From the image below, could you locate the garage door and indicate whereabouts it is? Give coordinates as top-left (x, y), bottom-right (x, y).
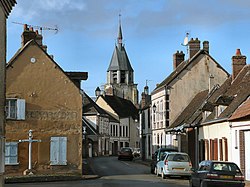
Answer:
top-left (245, 131), bottom-right (250, 180)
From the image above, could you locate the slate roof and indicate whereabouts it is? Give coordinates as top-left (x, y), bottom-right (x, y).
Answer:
top-left (107, 45), bottom-right (133, 72)
top-left (152, 50), bottom-right (229, 93)
top-left (229, 97), bottom-right (250, 121)
top-left (82, 92), bottom-right (119, 123)
top-left (100, 95), bottom-right (138, 119)
top-left (0, 0), bottom-right (16, 17)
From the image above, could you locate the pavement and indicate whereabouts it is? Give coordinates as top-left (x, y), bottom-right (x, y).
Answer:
top-left (4, 157), bottom-right (250, 186)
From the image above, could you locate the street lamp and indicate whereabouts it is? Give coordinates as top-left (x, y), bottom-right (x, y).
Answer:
top-left (153, 103), bottom-right (156, 113)
top-left (82, 126), bottom-right (87, 158)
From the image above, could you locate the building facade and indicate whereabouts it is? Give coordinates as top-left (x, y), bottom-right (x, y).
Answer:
top-left (151, 38), bottom-right (229, 153)
top-left (5, 26), bottom-right (87, 175)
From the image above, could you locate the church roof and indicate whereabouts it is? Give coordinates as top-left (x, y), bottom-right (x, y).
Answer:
top-left (107, 19), bottom-right (133, 72)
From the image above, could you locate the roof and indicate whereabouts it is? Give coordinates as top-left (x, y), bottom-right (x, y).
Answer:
top-left (202, 64), bottom-right (250, 124)
top-left (6, 39), bottom-right (84, 92)
top-left (100, 95), bottom-right (138, 119)
top-left (65, 72), bottom-right (88, 81)
top-left (229, 97), bottom-right (250, 121)
top-left (107, 45), bottom-right (133, 72)
top-left (82, 92), bottom-right (119, 123)
top-left (82, 117), bottom-right (99, 136)
top-left (152, 50), bottom-right (229, 93)
top-left (0, 0), bottom-right (16, 17)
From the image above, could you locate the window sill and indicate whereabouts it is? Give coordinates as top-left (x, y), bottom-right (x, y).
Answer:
top-left (5, 163), bottom-right (19, 166)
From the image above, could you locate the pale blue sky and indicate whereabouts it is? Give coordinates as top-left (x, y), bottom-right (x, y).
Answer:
top-left (6, 0), bottom-right (250, 97)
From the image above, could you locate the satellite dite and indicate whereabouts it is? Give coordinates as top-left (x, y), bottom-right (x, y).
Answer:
top-left (181, 32), bottom-right (190, 58)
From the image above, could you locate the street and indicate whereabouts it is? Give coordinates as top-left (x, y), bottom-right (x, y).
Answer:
top-left (6, 156), bottom-right (189, 187)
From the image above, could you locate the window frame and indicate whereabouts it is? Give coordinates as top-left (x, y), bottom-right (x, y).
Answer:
top-left (5, 142), bottom-right (19, 165)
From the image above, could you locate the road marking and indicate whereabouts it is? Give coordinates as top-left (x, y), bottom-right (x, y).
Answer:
top-left (121, 161), bottom-right (130, 166)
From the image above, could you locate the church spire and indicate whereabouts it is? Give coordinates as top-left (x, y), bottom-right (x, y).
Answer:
top-left (117, 13), bottom-right (123, 49)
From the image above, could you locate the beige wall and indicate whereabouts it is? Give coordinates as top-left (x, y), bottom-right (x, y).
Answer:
top-left (169, 55), bottom-right (228, 123)
top-left (6, 42), bottom-right (83, 175)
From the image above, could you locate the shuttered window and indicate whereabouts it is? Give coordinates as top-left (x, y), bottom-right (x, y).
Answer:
top-left (5, 142), bottom-right (18, 164)
top-left (50, 137), bottom-right (67, 165)
top-left (6, 99), bottom-right (25, 120)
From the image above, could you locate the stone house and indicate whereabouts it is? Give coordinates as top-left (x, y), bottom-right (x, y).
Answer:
top-left (96, 95), bottom-right (139, 155)
top-left (139, 85), bottom-right (152, 160)
top-left (170, 49), bottom-right (250, 180)
top-left (82, 91), bottom-right (119, 156)
top-left (5, 25), bottom-right (87, 175)
top-left (151, 38), bottom-right (229, 153)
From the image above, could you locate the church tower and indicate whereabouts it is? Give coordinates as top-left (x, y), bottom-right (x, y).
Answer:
top-left (104, 16), bottom-right (138, 105)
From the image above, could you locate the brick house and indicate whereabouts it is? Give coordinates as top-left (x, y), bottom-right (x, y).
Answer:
top-left (5, 25), bottom-right (87, 175)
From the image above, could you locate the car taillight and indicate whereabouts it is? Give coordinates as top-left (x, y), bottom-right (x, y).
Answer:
top-left (235, 174), bottom-right (244, 181)
top-left (207, 173), bottom-right (219, 179)
top-left (189, 162), bottom-right (192, 167)
top-left (164, 160), bottom-right (168, 166)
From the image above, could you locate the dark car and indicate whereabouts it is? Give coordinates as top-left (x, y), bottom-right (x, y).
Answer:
top-left (150, 147), bottom-right (178, 174)
top-left (190, 160), bottom-right (245, 187)
top-left (118, 147), bottom-right (133, 161)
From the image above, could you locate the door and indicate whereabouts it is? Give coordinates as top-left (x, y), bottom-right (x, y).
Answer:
top-left (245, 131), bottom-right (250, 180)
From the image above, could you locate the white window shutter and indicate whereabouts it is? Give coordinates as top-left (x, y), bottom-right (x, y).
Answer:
top-left (59, 137), bottom-right (67, 165)
top-left (17, 99), bottom-right (25, 120)
top-left (50, 137), bottom-right (67, 165)
top-left (50, 137), bottom-right (59, 165)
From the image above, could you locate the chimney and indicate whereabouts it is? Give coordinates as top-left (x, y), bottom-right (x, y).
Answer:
top-left (21, 26), bottom-right (47, 52)
top-left (21, 25), bottom-right (36, 46)
top-left (173, 50), bottom-right (185, 70)
top-left (188, 38), bottom-right (200, 59)
top-left (203, 41), bottom-right (209, 53)
top-left (232, 49), bottom-right (246, 80)
top-left (140, 85), bottom-right (151, 108)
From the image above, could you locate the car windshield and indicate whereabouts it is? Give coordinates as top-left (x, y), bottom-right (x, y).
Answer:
top-left (212, 163), bottom-right (240, 173)
top-left (167, 154), bottom-right (190, 162)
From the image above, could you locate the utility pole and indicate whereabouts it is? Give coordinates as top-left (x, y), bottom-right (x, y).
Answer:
top-left (0, 1), bottom-right (17, 186)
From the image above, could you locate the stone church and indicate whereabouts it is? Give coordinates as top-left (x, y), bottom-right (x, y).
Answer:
top-left (104, 19), bottom-right (138, 105)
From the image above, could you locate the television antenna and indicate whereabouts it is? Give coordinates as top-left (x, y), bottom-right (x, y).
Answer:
top-left (12, 21), bottom-right (59, 35)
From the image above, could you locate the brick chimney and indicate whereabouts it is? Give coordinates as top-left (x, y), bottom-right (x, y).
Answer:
top-left (232, 49), bottom-right (246, 80)
top-left (203, 41), bottom-right (209, 53)
top-left (21, 25), bottom-right (47, 52)
top-left (173, 50), bottom-right (185, 70)
top-left (188, 38), bottom-right (200, 59)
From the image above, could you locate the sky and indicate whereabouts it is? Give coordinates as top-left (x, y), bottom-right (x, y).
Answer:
top-left (6, 0), bottom-right (250, 97)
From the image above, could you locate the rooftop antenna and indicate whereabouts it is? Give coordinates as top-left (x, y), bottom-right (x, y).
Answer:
top-left (181, 32), bottom-right (190, 59)
top-left (12, 21), bottom-right (59, 35)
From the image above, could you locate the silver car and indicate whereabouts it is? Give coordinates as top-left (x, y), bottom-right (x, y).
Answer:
top-left (156, 152), bottom-right (192, 179)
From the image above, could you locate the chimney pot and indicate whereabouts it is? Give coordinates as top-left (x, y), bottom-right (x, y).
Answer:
top-left (235, 49), bottom-right (241, 56)
top-left (24, 24), bottom-right (28, 31)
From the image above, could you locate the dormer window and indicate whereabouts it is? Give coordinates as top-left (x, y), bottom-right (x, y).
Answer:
top-left (203, 111), bottom-right (211, 120)
top-left (217, 105), bottom-right (227, 117)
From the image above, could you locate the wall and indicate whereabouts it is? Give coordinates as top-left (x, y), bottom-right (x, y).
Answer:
top-left (169, 55), bottom-right (228, 124)
top-left (5, 43), bottom-right (83, 175)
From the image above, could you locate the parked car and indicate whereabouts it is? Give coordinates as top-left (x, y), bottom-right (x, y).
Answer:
top-left (189, 160), bottom-right (245, 187)
top-left (150, 147), bottom-right (178, 174)
top-left (155, 151), bottom-right (192, 179)
top-left (118, 147), bottom-right (133, 161)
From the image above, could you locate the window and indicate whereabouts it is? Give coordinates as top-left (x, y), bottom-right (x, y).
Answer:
top-left (121, 71), bottom-right (126, 83)
top-left (6, 99), bottom-right (25, 120)
top-left (5, 142), bottom-right (18, 165)
top-left (50, 137), bottom-right (67, 165)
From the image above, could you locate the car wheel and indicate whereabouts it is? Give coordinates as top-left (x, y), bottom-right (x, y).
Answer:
top-left (200, 180), bottom-right (207, 187)
top-left (161, 171), bottom-right (166, 179)
top-left (118, 157), bottom-right (120, 160)
top-left (189, 179), bottom-right (194, 187)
